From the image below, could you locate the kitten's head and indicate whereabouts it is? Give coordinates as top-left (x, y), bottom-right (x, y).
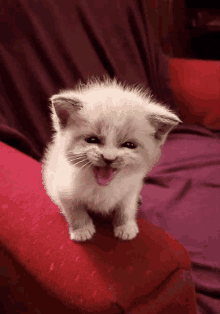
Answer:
top-left (50, 78), bottom-right (181, 185)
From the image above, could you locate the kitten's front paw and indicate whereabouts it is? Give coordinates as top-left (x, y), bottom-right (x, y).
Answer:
top-left (69, 223), bottom-right (96, 241)
top-left (114, 221), bottom-right (139, 241)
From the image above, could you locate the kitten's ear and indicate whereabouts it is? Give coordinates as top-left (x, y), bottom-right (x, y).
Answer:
top-left (148, 111), bottom-right (182, 142)
top-left (50, 95), bottom-right (83, 130)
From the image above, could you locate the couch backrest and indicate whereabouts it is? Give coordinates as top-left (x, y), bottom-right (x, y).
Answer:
top-left (169, 58), bottom-right (220, 129)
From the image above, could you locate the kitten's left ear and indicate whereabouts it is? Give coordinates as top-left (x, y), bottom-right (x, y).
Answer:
top-left (50, 94), bottom-right (83, 130)
top-left (148, 111), bottom-right (182, 142)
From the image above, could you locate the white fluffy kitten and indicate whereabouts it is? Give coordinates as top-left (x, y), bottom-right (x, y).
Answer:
top-left (42, 78), bottom-right (181, 241)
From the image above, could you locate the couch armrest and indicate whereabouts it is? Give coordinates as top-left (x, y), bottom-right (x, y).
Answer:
top-left (0, 142), bottom-right (197, 313)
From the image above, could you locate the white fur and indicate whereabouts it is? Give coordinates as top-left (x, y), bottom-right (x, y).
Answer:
top-left (42, 78), bottom-right (181, 241)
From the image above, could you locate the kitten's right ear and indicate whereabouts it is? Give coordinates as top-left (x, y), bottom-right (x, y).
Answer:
top-left (50, 95), bottom-right (83, 130)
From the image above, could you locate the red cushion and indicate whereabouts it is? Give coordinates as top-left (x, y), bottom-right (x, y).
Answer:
top-left (0, 142), bottom-right (197, 313)
top-left (169, 58), bottom-right (220, 129)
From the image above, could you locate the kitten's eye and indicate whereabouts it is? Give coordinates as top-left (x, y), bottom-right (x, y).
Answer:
top-left (122, 142), bottom-right (136, 149)
top-left (86, 137), bottom-right (100, 144)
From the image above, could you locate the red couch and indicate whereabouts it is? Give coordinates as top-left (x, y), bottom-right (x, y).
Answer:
top-left (0, 141), bottom-right (197, 313)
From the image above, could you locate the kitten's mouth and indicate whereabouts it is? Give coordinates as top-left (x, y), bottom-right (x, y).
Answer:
top-left (93, 166), bottom-right (118, 186)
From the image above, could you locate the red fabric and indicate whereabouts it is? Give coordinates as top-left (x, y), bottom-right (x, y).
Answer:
top-left (0, 141), bottom-right (197, 313)
top-left (169, 58), bottom-right (220, 129)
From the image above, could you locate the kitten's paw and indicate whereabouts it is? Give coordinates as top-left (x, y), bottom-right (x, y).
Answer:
top-left (114, 221), bottom-right (139, 241)
top-left (69, 223), bottom-right (96, 241)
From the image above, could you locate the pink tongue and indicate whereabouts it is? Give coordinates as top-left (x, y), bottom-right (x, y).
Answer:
top-left (93, 167), bottom-right (115, 186)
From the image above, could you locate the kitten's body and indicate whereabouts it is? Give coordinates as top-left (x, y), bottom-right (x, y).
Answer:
top-left (42, 78), bottom-right (181, 241)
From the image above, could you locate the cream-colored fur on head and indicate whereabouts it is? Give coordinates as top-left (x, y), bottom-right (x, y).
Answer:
top-left (42, 77), bottom-right (181, 241)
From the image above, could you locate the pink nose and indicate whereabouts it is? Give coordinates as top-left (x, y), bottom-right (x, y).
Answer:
top-left (101, 155), bottom-right (116, 165)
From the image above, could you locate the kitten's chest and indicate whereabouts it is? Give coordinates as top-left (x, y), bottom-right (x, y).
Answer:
top-left (74, 169), bottom-right (140, 213)
top-left (81, 184), bottom-right (119, 213)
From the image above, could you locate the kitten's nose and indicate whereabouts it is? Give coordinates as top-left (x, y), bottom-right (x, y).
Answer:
top-left (101, 155), bottom-right (116, 165)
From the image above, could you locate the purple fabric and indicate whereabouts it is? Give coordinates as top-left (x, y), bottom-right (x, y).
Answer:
top-left (138, 124), bottom-right (220, 314)
top-left (0, 124), bottom-right (41, 161)
top-left (0, 0), bottom-right (177, 159)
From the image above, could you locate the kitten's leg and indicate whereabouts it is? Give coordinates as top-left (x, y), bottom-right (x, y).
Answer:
top-left (113, 191), bottom-right (140, 240)
top-left (59, 198), bottom-right (95, 241)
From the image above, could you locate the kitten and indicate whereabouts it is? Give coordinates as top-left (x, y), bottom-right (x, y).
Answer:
top-left (41, 77), bottom-right (181, 241)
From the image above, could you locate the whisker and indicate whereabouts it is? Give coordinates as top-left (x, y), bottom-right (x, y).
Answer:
top-left (80, 161), bottom-right (92, 170)
top-left (68, 156), bottom-right (87, 161)
top-left (67, 152), bottom-right (86, 157)
top-left (72, 159), bottom-right (88, 166)
top-left (68, 157), bottom-right (84, 161)
top-left (68, 155), bottom-right (86, 161)
top-left (67, 153), bottom-right (92, 170)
